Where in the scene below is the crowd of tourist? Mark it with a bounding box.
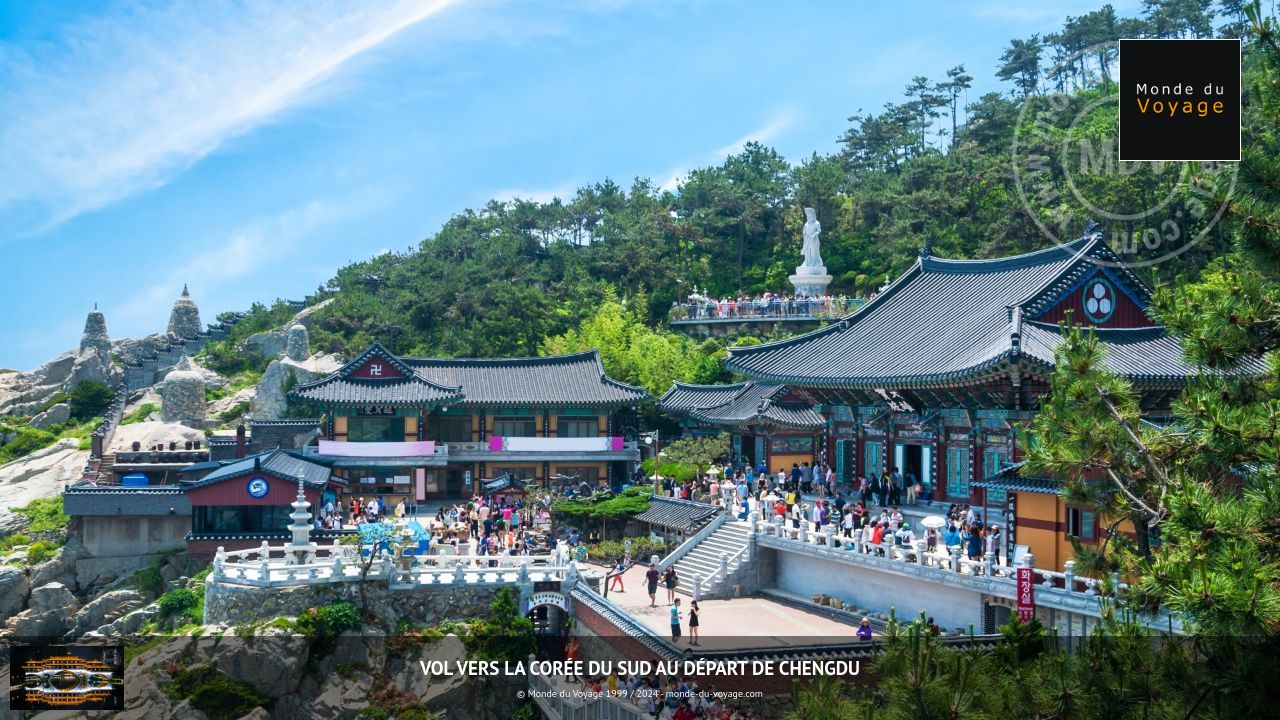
[671,292,866,320]
[657,460,1006,572]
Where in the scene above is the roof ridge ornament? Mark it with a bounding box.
[1084,218,1101,236]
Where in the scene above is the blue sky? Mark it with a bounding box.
[0,0,1137,371]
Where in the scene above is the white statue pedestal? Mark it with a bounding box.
[790,265,832,298]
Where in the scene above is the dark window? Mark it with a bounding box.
[557,418,598,438]
[348,417,404,442]
[1066,507,1095,540]
[194,505,295,533]
[428,415,471,442]
[493,416,537,437]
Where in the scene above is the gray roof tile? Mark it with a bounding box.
[182,449,334,490]
[726,235,1245,388]
[634,496,721,529]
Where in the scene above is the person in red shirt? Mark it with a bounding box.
[773,500,786,517]
[672,700,696,720]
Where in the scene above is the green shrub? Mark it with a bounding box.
[589,536,669,563]
[10,497,67,533]
[0,426,58,464]
[66,380,116,421]
[0,533,31,551]
[295,601,361,640]
[168,665,272,720]
[129,562,166,596]
[157,588,198,617]
[25,540,58,565]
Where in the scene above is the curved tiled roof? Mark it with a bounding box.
[726,237,1098,387]
[725,235,1228,388]
[405,350,649,408]
[657,382,749,412]
[183,449,335,490]
[686,383,826,430]
[1018,322,1266,381]
[633,496,721,529]
[292,377,461,405]
[292,342,462,406]
[292,343,649,409]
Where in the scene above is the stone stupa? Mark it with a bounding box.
[167,284,202,339]
[160,355,206,429]
[80,303,111,354]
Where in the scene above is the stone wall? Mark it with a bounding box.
[767,547,986,632]
[81,516,189,558]
[204,580,510,628]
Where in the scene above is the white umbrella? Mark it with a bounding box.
[706,467,720,476]
[921,515,947,529]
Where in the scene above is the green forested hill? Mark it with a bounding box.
[205,1,1267,397]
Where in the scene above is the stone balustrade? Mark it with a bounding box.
[211,539,581,589]
[753,516,1148,621]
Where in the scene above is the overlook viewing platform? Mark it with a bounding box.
[668,294,866,337]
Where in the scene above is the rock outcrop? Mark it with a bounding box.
[28,402,71,429]
[0,438,86,535]
[250,353,342,420]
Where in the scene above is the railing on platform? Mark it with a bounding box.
[756,516,1124,600]
[669,296,866,322]
[211,539,580,589]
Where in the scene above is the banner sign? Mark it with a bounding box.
[319,439,435,457]
[487,437,623,452]
[1016,567,1035,622]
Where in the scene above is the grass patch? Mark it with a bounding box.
[0,533,30,552]
[121,402,159,425]
[24,540,59,565]
[166,664,273,720]
[0,426,57,464]
[125,634,168,665]
[10,496,67,533]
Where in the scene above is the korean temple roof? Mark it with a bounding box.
[291,344,463,406]
[634,496,721,530]
[291,342,649,408]
[658,382,750,413]
[660,381,825,431]
[182,449,336,490]
[971,461,1061,495]
[725,234,1247,389]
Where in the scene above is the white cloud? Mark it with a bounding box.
[491,183,581,205]
[114,199,356,328]
[658,109,796,192]
[0,0,461,234]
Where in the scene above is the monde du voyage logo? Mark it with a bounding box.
[1119,38,1241,161]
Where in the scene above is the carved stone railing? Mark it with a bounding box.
[753,517,1171,628]
[210,539,580,589]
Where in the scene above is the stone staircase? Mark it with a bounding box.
[97,453,116,480]
[670,521,753,599]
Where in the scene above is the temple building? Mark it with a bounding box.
[182,449,344,557]
[287,342,649,503]
[658,381,826,472]
[724,232,1248,569]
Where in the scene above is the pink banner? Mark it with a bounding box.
[317,439,436,457]
[485,437,626,452]
[1016,567,1035,622]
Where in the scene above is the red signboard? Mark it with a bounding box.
[1016,567,1035,622]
